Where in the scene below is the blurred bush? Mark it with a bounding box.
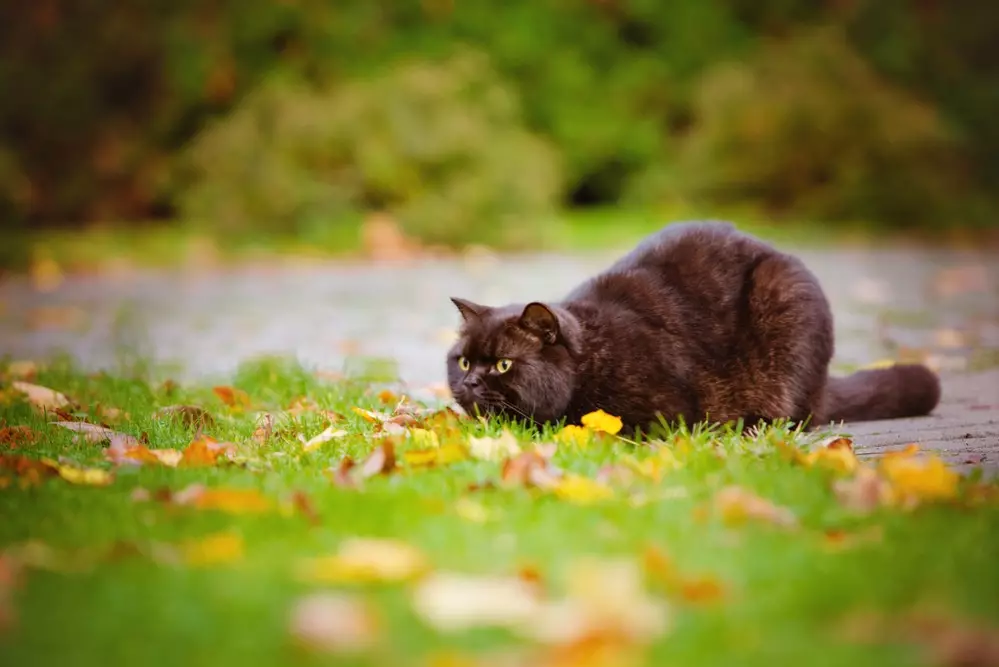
[674,28,973,227]
[1,0,997,239]
[174,50,561,248]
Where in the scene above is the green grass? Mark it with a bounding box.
[8,206,994,277]
[1,357,998,667]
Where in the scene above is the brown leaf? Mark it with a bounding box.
[358,441,396,479]
[152,405,216,430]
[288,593,381,654]
[12,382,71,412]
[292,491,321,526]
[252,413,274,445]
[50,421,141,448]
[0,424,37,449]
[501,450,563,490]
[326,456,358,489]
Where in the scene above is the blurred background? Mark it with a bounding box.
[2,0,998,271]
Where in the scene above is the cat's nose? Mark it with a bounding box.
[464,373,483,389]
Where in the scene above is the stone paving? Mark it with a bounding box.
[1,236,997,471]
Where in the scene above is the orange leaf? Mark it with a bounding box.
[212,386,251,410]
[180,436,235,466]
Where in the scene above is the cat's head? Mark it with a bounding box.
[446,297,583,426]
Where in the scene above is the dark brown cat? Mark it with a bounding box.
[445,221,940,434]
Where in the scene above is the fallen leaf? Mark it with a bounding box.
[552,474,614,505]
[299,425,348,453]
[291,491,321,525]
[41,458,114,486]
[6,360,38,380]
[713,485,798,528]
[580,409,623,435]
[0,424,37,449]
[358,441,396,479]
[624,447,684,482]
[469,430,521,461]
[51,421,141,448]
[412,572,542,632]
[182,531,244,567]
[326,457,358,489]
[880,448,959,506]
[164,484,273,514]
[152,405,216,430]
[212,386,251,410]
[289,593,381,655]
[252,412,274,444]
[502,450,563,490]
[12,382,70,411]
[180,436,236,466]
[554,425,592,447]
[352,406,393,423]
[528,557,670,646]
[408,427,440,449]
[106,443,182,467]
[454,498,491,523]
[833,466,894,515]
[377,389,400,404]
[298,538,429,584]
[802,437,859,474]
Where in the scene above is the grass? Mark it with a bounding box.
[7,206,994,278]
[2,357,998,666]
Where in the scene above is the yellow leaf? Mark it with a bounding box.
[454,498,491,523]
[802,437,858,474]
[580,409,623,435]
[625,447,683,481]
[859,359,897,370]
[172,486,273,514]
[880,451,959,504]
[403,448,440,467]
[183,531,244,567]
[554,424,592,447]
[468,429,521,461]
[298,538,429,584]
[179,436,235,466]
[553,474,614,505]
[300,426,348,453]
[40,458,113,486]
[408,428,440,449]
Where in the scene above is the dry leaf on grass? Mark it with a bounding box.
[713,485,798,528]
[143,483,273,514]
[879,446,959,505]
[501,449,563,490]
[289,593,381,655]
[182,531,244,567]
[469,430,521,461]
[833,466,895,515]
[212,386,251,410]
[412,572,542,632]
[1,454,112,487]
[152,405,215,430]
[0,424,38,449]
[51,421,141,448]
[552,474,614,505]
[801,437,859,474]
[12,381,70,412]
[297,538,429,585]
[299,425,349,453]
[403,443,469,469]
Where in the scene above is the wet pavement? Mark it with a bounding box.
[1,237,998,470]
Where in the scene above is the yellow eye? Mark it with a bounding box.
[495,358,513,373]
[458,356,470,371]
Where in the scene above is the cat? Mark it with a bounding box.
[445,220,940,434]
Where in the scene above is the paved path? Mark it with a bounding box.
[1,237,997,472]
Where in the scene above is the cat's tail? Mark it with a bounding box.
[822,364,941,424]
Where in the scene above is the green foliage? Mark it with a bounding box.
[2,0,998,236]
[174,51,562,248]
[674,29,974,227]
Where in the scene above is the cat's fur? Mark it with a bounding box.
[446,221,940,433]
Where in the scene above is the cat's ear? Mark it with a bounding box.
[519,302,559,344]
[450,297,487,323]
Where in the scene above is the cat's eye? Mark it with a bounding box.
[458,356,470,371]
[495,358,513,373]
